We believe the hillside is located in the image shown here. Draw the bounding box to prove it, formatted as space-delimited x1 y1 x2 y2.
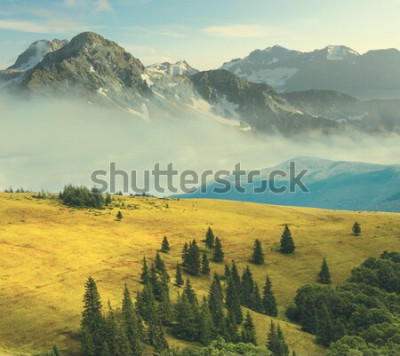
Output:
0 194 399 355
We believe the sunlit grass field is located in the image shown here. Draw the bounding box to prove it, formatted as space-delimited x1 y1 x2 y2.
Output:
0 193 399 355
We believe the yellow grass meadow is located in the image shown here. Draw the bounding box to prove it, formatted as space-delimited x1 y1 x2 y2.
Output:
0 193 399 355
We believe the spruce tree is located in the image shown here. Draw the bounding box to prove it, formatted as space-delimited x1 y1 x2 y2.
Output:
267 321 279 355
175 263 184 287
280 224 295 254
184 278 198 306
208 275 225 335
251 283 264 313
148 317 169 353
277 324 289 356
318 257 331 284
122 285 143 356
140 257 149 285
136 282 156 322
161 236 170 253
116 211 123 221
198 297 215 345
81 277 105 356
240 266 255 307
224 264 231 279
212 237 224 262
241 312 257 345
186 240 201 276
300 296 317 334
173 293 199 341
181 242 189 267
154 252 170 282
251 239 265 265
225 277 243 324
263 275 278 317
201 252 211 275
224 310 240 343
205 226 215 249
352 222 361 236
231 261 241 291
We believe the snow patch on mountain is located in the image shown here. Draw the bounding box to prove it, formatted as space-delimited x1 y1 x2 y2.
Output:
239 67 298 88
326 45 359 61
147 60 198 76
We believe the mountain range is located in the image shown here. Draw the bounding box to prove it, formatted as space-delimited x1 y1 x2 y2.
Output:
1 32 400 136
221 45 400 99
175 157 400 213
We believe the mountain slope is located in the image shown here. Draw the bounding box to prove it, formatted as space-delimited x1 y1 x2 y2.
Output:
146 60 198 76
1 193 400 354
221 45 400 99
177 157 400 212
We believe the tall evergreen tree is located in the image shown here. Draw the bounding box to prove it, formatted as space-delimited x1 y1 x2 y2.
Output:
252 283 264 313
136 282 156 322
173 293 199 341
81 277 105 356
352 222 361 236
241 312 257 345
231 261 241 292
154 253 170 282
240 266 255 307
175 263 184 287
263 275 278 317
251 239 265 265
161 236 170 253
224 310 240 343
277 324 289 356
280 225 296 254
148 317 169 353
267 321 279 355
318 257 331 284
201 252 211 275
198 297 215 345
107 309 132 356
181 242 189 267
184 278 198 306
140 257 149 285
212 237 224 262
183 240 201 276
225 277 243 324
300 296 317 334
208 275 225 335
205 226 215 249
122 285 143 356
224 264 231 279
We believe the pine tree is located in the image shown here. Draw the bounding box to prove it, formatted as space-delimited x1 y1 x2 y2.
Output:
208 275 225 335
122 285 143 356
136 282 156 322
154 252 170 282
104 307 132 356
267 321 279 355
181 242 189 267
212 237 224 262
241 312 257 345
224 310 240 343
205 226 215 249
240 266 255 307
277 324 289 356
225 277 243 324
251 239 265 265
148 317 169 353
224 264 231 279
184 278 198 306
318 257 331 284
116 211 123 221
173 293 199 341
198 297 215 345
263 275 278 317
81 277 105 356
161 236 170 253
231 261 241 292
352 222 361 236
252 283 264 313
140 257 149 285
186 240 201 276
175 263 184 287
300 296 317 334
280 225 295 254
105 193 112 206
201 252 211 275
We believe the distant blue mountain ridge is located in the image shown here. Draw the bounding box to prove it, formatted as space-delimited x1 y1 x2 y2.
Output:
174 157 400 212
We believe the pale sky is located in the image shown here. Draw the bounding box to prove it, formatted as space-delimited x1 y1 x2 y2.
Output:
1 0 400 70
